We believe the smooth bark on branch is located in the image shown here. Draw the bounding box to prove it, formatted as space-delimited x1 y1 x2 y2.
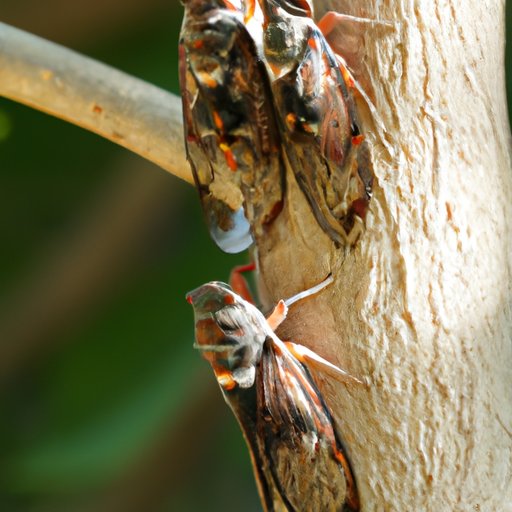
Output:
0 22 192 184
253 0 512 509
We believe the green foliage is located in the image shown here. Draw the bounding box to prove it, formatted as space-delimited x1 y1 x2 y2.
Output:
0 4 256 511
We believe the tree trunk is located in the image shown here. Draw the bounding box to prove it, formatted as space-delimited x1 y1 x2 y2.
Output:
254 0 512 509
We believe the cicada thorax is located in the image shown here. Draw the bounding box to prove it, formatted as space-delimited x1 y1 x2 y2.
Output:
257 0 374 246
179 1 285 253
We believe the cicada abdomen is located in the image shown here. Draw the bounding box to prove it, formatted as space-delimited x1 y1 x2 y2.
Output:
179 0 285 253
258 0 374 246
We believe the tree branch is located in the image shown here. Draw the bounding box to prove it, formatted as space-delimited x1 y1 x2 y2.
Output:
0 22 193 184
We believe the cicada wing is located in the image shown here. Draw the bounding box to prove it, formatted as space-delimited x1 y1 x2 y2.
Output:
257 339 360 511
270 23 373 246
220 385 288 512
179 5 284 253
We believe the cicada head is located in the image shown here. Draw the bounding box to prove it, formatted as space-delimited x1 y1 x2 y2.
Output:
257 0 313 74
187 282 270 389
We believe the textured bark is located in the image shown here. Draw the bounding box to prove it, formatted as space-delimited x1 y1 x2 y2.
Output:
255 0 512 510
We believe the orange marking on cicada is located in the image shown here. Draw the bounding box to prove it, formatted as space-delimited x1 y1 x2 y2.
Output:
351 134 364 146
266 300 287 331
333 447 360 510
284 341 305 363
267 60 283 76
286 111 315 135
192 39 204 50
202 73 218 88
222 0 238 11
339 64 355 88
301 122 315 134
214 369 237 390
244 0 256 24
212 110 224 131
219 142 238 171
285 112 298 130
224 293 236 305
307 37 318 50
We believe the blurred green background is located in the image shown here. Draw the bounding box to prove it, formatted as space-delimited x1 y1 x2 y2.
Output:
0 1 259 511
1 2 511 512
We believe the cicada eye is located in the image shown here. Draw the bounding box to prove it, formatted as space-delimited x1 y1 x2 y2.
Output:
230 345 246 363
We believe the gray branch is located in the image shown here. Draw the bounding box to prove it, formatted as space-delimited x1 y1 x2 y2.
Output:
0 22 192 184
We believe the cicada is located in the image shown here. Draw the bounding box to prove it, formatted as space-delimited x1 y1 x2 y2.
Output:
187 274 360 511
179 0 373 251
255 0 374 246
179 0 285 253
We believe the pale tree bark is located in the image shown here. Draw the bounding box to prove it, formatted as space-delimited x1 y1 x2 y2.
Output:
256 0 512 510
1 1 511 510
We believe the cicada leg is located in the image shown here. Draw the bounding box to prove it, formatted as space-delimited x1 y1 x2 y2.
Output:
317 11 393 38
283 341 365 385
317 11 394 101
266 300 288 331
266 274 334 332
229 262 256 303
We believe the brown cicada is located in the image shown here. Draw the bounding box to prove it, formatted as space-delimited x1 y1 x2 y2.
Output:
187 274 361 511
179 0 373 251
179 0 285 252
254 0 373 245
